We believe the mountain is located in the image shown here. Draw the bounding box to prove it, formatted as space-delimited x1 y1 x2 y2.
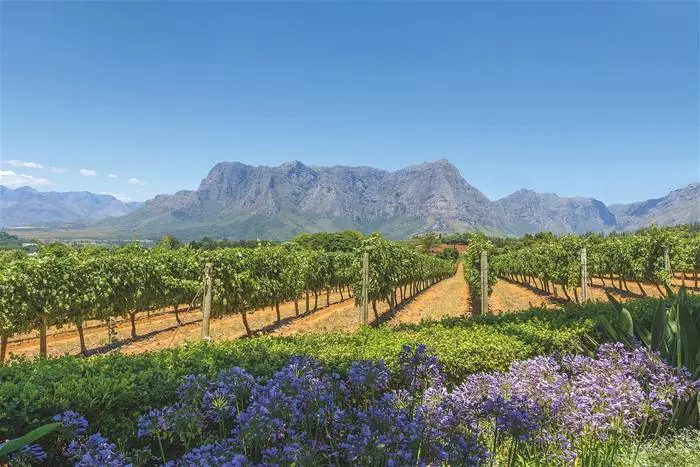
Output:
3 161 698 239
0 186 142 228
101 159 504 240
609 183 700 231
493 190 617 236
99 160 698 240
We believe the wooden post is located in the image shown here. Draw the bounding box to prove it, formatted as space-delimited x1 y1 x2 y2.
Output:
664 246 671 277
39 316 47 358
361 252 369 325
480 250 488 315
201 263 213 340
0 334 7 363
580 247 588 304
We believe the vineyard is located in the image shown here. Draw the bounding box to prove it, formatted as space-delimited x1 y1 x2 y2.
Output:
0 234 454 361
1 227 699 466
463 226 700 311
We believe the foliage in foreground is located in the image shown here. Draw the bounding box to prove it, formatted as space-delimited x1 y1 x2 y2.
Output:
617 428 700 466
597 287 700 426
1 297 687 447
12 344 698 466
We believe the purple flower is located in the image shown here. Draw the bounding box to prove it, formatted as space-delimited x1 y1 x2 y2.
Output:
9 443 47 465
177 374 209 406
398 344 445 395
165 439 246 466
22 443 47 461
231 357 338 461
506 356 567 414
347 360 390 400
202 367 257 424
334 390 423 465
53 410 89 436
79 341 696 466
491 395 542 441
136 405 177 438
66 432 130 467
448 434 491 466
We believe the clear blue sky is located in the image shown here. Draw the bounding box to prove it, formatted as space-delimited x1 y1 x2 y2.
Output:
1 1 698 204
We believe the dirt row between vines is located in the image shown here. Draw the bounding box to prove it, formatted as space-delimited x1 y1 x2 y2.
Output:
278 263 473 334
278 262 574 333
489 275 698 313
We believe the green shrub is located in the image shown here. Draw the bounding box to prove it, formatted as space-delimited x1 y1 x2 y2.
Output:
618 429 700 467
1 296 695 450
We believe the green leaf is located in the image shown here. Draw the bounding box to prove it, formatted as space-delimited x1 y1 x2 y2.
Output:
599 317 620 341
663 281 676 300
637 328 651 348
0 422 61 459
650 300 667 352
619 307 634 338
677 288 699 374
605 292 623 313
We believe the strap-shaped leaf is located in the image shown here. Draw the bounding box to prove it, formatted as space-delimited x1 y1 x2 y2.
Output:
663 281 676 300
650 300 667 352
0 422 60 458
637 328 652 348
619 307 634 338
605 291 623 313
599 317 620 342
677 288 699 374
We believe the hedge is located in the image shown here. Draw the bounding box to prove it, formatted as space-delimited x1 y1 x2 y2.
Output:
0 296 683 448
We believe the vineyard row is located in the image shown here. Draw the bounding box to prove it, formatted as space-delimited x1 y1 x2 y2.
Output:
0 234 455 360
463 227 700 310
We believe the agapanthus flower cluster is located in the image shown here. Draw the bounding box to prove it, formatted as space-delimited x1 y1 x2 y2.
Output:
53 343 695 466
163 439 245 466
346 359 390 401
66 432 131 467
52 410 89 436
52 410 131 466
398 343 445 394
8 443 46 466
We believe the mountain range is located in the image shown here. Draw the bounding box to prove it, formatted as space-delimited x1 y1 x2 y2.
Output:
1 160 698 240
0 186 142 228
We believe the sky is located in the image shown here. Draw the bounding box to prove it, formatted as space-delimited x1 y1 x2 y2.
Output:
1 1 698 204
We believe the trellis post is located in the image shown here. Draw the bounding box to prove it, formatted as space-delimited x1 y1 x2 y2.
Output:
580 247 588 303
361 252 369 325
201 263 213 340
480 250 488 314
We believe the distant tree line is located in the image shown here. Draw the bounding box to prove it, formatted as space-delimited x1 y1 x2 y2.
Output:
187 237 277 250
0 231 22 249
291 231 365 252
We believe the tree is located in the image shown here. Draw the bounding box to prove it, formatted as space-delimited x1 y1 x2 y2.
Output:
413 232 439 254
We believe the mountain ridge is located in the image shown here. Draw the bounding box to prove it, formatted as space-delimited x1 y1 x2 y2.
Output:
2 160 697 239
0 186 142 228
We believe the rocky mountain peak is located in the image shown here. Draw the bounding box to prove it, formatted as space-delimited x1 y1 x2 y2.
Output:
4 161 697 240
